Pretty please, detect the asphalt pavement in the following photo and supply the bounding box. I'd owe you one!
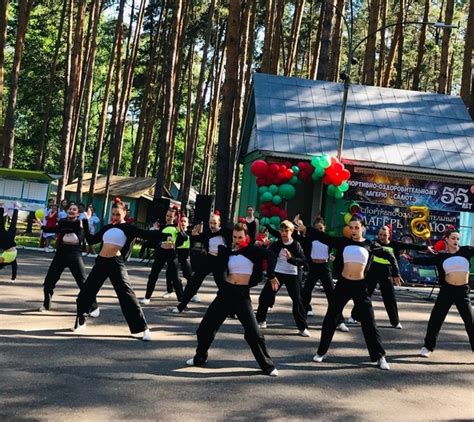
[1,250,473,421]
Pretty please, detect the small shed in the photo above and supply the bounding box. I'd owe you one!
[65,173,177,224]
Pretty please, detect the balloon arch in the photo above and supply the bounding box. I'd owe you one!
[250,154,351,229]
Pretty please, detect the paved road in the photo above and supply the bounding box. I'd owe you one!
[1,250,473,421]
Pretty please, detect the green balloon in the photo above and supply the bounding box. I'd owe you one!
[278,183,296,200]
[314,166,325,177]
[260,191,273,202]
[311,156,321,168]
[258,186,269,194]
[261,217,269,226]
[270,224,277,230]
[327,184,336,196]
[289,176,299,185]
[291,165,299,175]
[269,184,279,195]
[270,215,281,226]
[272,195,282,205]
[334,190,344,199]
[320,154,331,168]
[312,171,322,181]
[338,181,349,192]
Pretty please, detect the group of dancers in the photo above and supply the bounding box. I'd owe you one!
[2,200,473,376]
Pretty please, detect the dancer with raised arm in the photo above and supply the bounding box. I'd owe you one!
[74,198,161,340]
[186,222,279,376]
[304,215,401,370]
[410,228,473,356]
[0,204,20,283]
[39,203,98,315]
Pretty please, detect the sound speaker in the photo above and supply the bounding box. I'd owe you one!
[194,194,213,224]
[148,197,170,224]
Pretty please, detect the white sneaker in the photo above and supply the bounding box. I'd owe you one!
[393,322,403,329]
[8,279,15,283]
[171,307,181,314]
[377,356,390,370]
[73,318,86,332]
[347,317,359,324]
[268,368,279,377]
[191,294,200,303]
[39,305,46,312]
[186,358,195,366]
[419,347,431,357]
[139,298,150,305]
[299,328,311,337]
[161,292,173,298]
[307,310,314,317]
[142,329,152,341]
[336,322,350,332]
[258,321,267,329]
[89,307,100,318]
[312,354,326,362]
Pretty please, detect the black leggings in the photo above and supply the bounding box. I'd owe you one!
[0,208,17,248]
[256,272,308,331]
[145,248,183,300]
[178,254,225,312]
[77,255,147,334]
[177,248,192,283]
[0,260,17,280]
[302,262,344,324]
[351,262,399,326]
[193,283,275,374]
[424,283,474,351]
[317,277,385,361]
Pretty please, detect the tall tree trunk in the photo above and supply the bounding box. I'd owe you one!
[201,22,226,195]
[269,0,285,74]
[154,0,186,199]
[460,0,474,117]
[35,0,67,170]
[1,0,34,167]
[76,0,103,203]
[437,0,454,93]
[180,0,217,210]
[57,0,87,200]
[88,0,125,201]
[382,1,404,87]
[0,0,9,145]
[329,0,344,82]
[285,0,305,76]
[412,0,430,90]
[112,0,146,174]
[362,0,380,85]
[394,0,407,88]
[215,0,240,223]
[261,0,274,73]
[316,0,335,81]
[376,0,387,86]
[310,2,325,79]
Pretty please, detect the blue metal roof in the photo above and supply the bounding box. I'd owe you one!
[240,73,474,175]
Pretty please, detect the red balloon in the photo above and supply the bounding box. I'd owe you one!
[331,156,339,164]
[341,169,351,180]
[256,177,266,186]
[283,161,292,168]
[279,164,286,172]
[322,174,332,185]
[279,209,288,220]
[270,206,281,216]
[251,160,268,177]
[269,163,280,174]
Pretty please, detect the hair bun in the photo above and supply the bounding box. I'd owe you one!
[114,197,121,204]
[214,210,220,216]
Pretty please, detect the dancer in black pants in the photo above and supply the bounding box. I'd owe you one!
[186,222,279,376]
[140,207,183,304]
[307,215,401,370]
[350,224,433,328]
[0,205,19,283]
[299,216,349,332]
[39,203,98,314]
[256,220,310,336]
[74,198,162,340]
[172,211,230,313]
[410,229,473,357]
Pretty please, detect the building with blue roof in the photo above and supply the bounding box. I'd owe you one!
[238,74,474,267]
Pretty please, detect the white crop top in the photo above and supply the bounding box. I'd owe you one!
[443,256,470,274]
[228,254,254,275]
[311,240,329,260]
[209,235,225,254]
[275,241,298,275]
[343,245,369,265]
[62,233,80,245]
[103,227,127,247]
